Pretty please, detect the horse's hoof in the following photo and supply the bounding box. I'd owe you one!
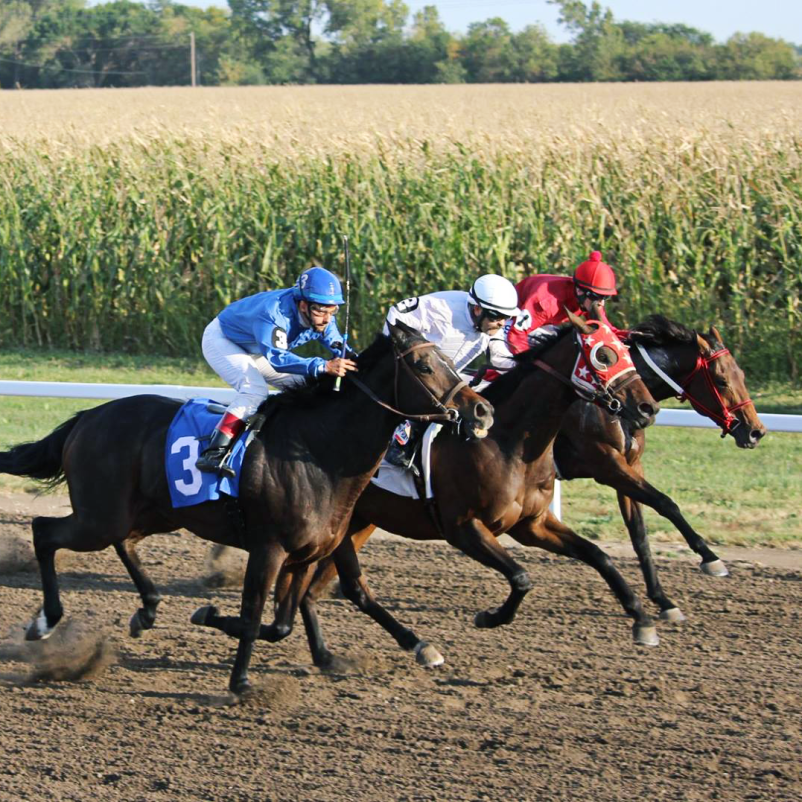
[659,607,686,623]
[474,609,501,629]
[129,610,145,638]
[25,609,57,642]
[633,623,660,647]
[230,678,252,697]
[414,641,445,668]
[191,605,218,627]
[701,559,729,577]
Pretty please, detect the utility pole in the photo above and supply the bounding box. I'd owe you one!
[190,31,196,87]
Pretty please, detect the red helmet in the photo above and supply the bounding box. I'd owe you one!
[573,251,617,296]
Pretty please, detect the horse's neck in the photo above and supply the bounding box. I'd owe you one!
[492,366,576,457]
[633,343,698,402]
[266,364,400,478]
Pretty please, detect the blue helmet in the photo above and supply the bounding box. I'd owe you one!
[292,266,344,305]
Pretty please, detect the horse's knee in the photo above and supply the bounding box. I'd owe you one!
[340,580,369,610]
[511,571,533,593]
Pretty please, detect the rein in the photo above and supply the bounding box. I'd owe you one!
[533,331,642,417]
[349,342,467,423]
[635,342,753,437]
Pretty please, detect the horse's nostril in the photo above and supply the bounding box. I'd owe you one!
[476,402,491,419]
[751,429,765,442]
[639,402,658,418]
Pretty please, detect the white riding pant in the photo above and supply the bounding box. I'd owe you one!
[202,318,304,420]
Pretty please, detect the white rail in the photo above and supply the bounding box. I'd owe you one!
[2,380,799,521]
[1,380,798,432]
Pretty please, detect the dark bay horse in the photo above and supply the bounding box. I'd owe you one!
[273,308,661,668]
[552,315,766,621]
[0,322,492,694]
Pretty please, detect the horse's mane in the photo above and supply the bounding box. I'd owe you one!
[480,325,573,406]
[626,315,697,348]
[257,333,392,413]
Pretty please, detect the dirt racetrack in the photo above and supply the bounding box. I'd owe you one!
[0,493,800,802]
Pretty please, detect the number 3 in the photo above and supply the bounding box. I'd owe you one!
[171,436,203,496]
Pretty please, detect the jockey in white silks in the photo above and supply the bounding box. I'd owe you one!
[382,274,519,469]
[196,266,357,477]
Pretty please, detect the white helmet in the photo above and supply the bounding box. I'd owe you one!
[469,274,520,317]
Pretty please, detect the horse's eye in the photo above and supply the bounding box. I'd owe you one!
[417,361,434,375]
[591,345,618,370]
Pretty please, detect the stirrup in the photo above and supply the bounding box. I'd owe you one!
[196,448,236,478]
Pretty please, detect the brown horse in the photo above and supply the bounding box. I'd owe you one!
[0,322,491,693]
[274,307,661,668]
[552,315,766,621]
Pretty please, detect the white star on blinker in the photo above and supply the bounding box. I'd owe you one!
[576,366,591,379]
[583,335,596,346]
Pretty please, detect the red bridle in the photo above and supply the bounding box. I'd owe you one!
[679,349,753,436]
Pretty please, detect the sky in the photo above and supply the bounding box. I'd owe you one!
[178,0,802,44]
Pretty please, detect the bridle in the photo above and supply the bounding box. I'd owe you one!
[534,331,642,418]
[635,342,753,438]
[349,341,468,424]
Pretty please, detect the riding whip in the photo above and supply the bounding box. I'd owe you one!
[334,234,352,393]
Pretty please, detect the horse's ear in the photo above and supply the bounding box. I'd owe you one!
[708,325,724,348]
[696,332,712,355]
[565,305,592,334]
[387,320,416,349]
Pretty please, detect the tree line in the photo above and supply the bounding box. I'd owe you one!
[1,0,799,89]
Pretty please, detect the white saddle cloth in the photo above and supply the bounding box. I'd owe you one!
[371,423,443,500]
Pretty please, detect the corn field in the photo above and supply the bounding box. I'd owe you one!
[0,83,800,380]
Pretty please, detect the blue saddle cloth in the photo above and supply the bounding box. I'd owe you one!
[165,398,250,509]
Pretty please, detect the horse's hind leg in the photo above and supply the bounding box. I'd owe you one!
[114,540,163,638]
[506,513,659,647]
[27,514,95,640]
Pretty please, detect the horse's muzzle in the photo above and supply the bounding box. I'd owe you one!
[462,399,494,440]
[731,421,767,449]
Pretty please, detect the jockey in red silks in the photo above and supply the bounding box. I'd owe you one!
[487,251,619,375]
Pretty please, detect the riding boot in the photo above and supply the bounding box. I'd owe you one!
[196,413,246,478]
[385,420,424,473]
[195,429,236,477]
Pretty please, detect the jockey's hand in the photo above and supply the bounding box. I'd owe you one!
[324,357,358,377]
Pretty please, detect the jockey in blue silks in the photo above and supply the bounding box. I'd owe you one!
[196,266,358,476]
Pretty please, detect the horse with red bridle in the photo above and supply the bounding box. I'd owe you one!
[552,315,766,621]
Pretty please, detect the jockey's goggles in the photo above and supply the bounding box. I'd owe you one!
[578,289,607,303]
[481,308,512,321]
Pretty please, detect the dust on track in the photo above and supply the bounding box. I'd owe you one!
[0,493,800,801]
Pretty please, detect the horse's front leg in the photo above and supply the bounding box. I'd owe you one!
[507,512,659,647]
[257,563,317,643]
[599,458,728,577]
[192,542,287,694]
[114,540,164,637]
[616,493,686,623]
[445,518,534,629]
[333,533,445,668]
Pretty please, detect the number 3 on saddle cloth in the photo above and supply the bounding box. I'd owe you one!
[166,398,257,508]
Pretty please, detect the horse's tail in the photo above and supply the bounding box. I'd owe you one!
[0,410,87,488]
